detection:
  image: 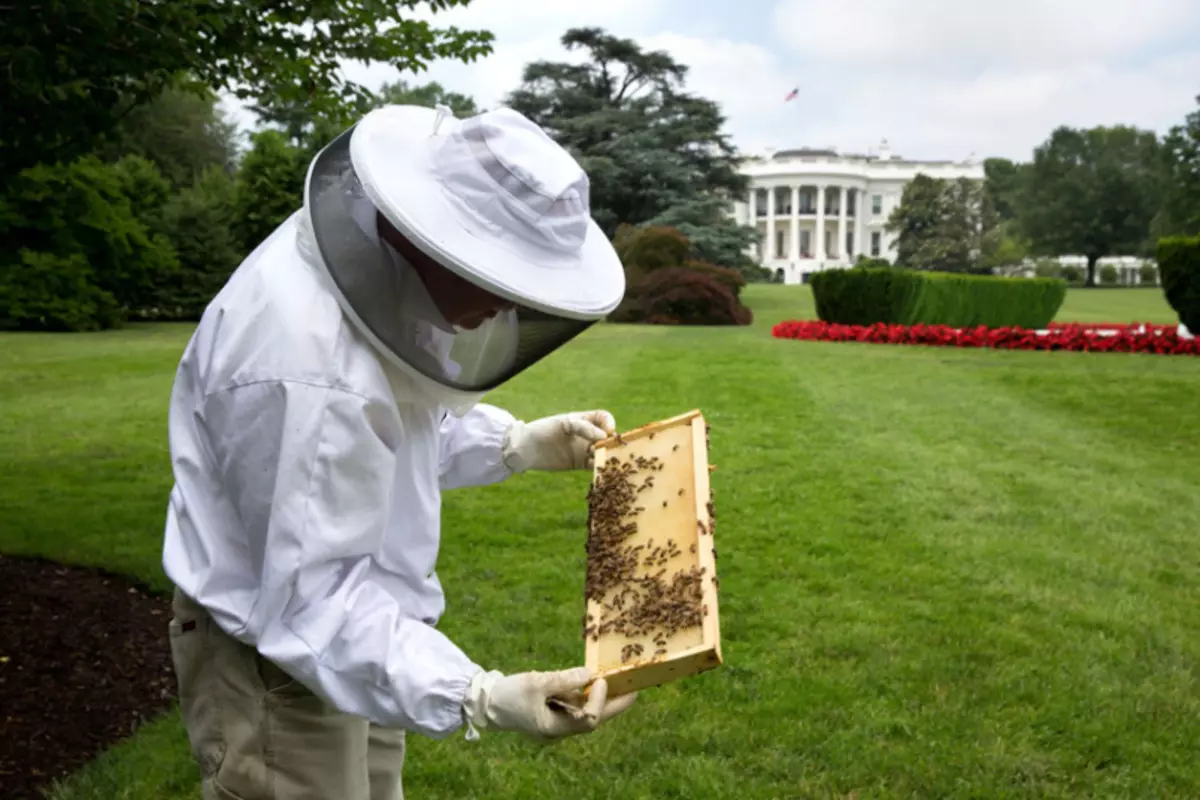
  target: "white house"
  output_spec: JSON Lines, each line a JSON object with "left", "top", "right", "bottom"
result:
{"left": 731, "top": 140, "right": 986, "bottom": 284}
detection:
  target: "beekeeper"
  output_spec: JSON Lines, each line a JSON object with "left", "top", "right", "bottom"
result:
{"left": 161, "top": 103, "right": 636, "bottom": 799}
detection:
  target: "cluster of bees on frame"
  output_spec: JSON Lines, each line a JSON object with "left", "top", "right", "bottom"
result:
{"left": 583, "top": 425, "right": 717, "bottom": 665}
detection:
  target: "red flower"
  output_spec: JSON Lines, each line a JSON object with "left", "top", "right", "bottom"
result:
{"left": 770, "top": 320, "right": 1199, "bottom": 356}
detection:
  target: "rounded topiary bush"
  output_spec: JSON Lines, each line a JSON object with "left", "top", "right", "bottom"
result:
{"left": 636, "top": 267, "right": 753, "bottom": 326}
{"left": 1157, "top": 235, "right": 1200, "bottom": 333}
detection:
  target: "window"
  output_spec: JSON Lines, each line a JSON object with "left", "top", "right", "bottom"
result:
{"left": 871, "top": 231, "right": 882, "bottom": 257}
{"left": 776, "top": 230, "right": 786, "bottom": 259}
{"left": 800, "top": 230, "right": 811, "bottom": 257}
{"left": 846, "top": 231, "right": 854, "bottom": 258}
{"left": 872, "top": 194, "right": 883, "bottom": 215}
{"left": 826, "top": 229, "right": 835, "bottom": 258}
{"left": 755, "top": 189, "right": 768, "bottom": 217}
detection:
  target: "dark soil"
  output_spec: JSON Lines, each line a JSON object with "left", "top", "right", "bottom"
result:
{"left": 0, "top": 554, "right": 177, "bottom": 799}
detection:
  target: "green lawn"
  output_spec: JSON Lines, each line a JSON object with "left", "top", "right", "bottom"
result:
{"left": 2, "top": 287, "right": 1197, "bottom": 799}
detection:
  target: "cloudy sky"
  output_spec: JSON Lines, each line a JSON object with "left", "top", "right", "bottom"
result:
{"left": 224, "top": 0, "right": 1200, "bottom": 162}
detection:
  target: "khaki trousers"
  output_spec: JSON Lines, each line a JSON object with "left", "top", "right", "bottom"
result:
{"left": 169, "top": 588, "right": 405, "bottom": 800}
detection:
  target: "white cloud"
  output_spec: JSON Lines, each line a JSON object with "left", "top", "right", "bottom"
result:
{"left": 639, "top": 33, "right": 795, "bottom": 119}
{"left": 757, "top": 0, "right": 1200, "bottom": 160}
{"left": 349, "top": 0, "right": 671, "bottom": 109}
{"left": 771, "top": 0, "right": 1200, "bottom": 67}
{"left": 218, "top": 0, "right": 1200, "bottom": 165}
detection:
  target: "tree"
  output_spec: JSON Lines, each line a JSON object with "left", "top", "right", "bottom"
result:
{"left": 153, "top": 166, "right": 243, "bottom": 320}
{"left": 0, "top": 1, "right": 493, "bottom": 178}
{"left": 111, "top": 155, "right": 173, "bottom": 237}
{"left": 985, "top": 219, "right": 1031, "bottom": 272}
{"left": 1155, "top": 95, "right": 1200, "bottom": 238}
{"left": 376, "top": 80, "right": 480, "bottom": 117}
{"left": 888, "top": 174, "right": 951, "bottom": 269}
{"left": 505, "top": 28, "right": 756, "bottom": 273}
{"left": 251, "top": 79, "right": 483, "bottom": 163}
{"left": 98, "top": 87, "right": 239, "bottom": 186}
{"left": 1019, "top": 125, "right": 1161, "bottom": 286}
{"left": 645, "top": 196, "right": 760, "bottom": 273}
{"left": 983, "top": 157, "right": 1028, "bottom": 222}
{"left": 886, "top": 175, "right": 998, "bottom": 273}
{"left": 232, "top": 130, "right": 306, "bottom": 255}
{"left": 0, "top": 156, "right": 179, "bottom": 330}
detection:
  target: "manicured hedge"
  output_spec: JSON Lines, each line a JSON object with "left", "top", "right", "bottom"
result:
{"left": 810, "top": 267, "right": 1067, "bottom": 330}
{"left": 1157, "top": 235, "right": 1200, "bottom": 333}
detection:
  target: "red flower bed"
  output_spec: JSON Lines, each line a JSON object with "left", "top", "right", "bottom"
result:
{"left": 771, "top": 320, "right": 1200, "bottom": 355}
{"left": 1047, "top": 321, "right": 1179, "bottom": 334}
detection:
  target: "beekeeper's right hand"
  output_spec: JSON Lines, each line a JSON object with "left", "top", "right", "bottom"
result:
{"left": 461, "top": 666, "right": 637, "bottom": 742}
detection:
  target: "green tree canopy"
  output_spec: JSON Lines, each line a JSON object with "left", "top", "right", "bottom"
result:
{"left": 0, "top": 0, "right": 493, "bottom": 178}
{"left": 232, "top": 130, "right": 306, "bottom": 254}
{"left": 886, "top": 175, "right": 998, "bottom": 273}
{"left": 1155, "top": 95, "right": 1200, "bottom": 238}
{"left": 98, "top": 87, "right": 239, "bottom": 187}
{"left": 504, "top": 27, "right": 756, "bottom": 272}
{"left": 250, "top": 79, "right": 483, "bottom": 159}
{"left": 1019, "top": 125, "right": 1161, "bottom": 285}
{"left": 983, "top": 157, "right": 1028, "bottom": 222}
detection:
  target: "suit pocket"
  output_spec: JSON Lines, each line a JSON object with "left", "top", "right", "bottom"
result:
{"left": 255, "top": 653, "right": 316, "bottom": 701}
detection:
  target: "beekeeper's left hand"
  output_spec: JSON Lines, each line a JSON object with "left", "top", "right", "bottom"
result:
{"left": 503, "top": 410, "right": 616, "bottom": 472}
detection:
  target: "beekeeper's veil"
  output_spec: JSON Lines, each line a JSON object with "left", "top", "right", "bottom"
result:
{"left": 296, "top": 104, "right": 625, "bottom": 415}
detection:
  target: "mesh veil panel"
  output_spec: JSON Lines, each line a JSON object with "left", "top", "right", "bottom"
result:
{"left": 307, "top": 128, "right": 594, "bottom": 393}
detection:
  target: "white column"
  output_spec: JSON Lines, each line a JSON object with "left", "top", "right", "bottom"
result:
{"left": 748, "top": 190, "right": 758, "bottom": 262}
{"left": 789, "top": 186, "right": 800, "bottom": 260}
{"left": 838, "top": 186, "right": 849, "bottom": 263}
{"left": 815, "top": 184, "right": 826, "bottom": 264}
{"left": 766, "top": 188, "right": 776, "bottom": 264}
{"left": 854, "top": 188, "right": 865, "bottom": 261}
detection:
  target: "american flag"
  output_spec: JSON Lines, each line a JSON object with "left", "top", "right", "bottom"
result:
{"left": 784, "top": 87, "right": 799, "bottom": 102}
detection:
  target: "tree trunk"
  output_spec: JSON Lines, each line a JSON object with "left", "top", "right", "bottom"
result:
{"left": 1086, "top": 255, "right": 1098, "bottom": 287}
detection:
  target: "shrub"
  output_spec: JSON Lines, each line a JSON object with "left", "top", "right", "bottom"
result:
{"left": 684, "top": 260, "right": 746, "bottom": 298}
{"left": 0, "top": 251, "right": 121, "bottom": 332}
{"left": 811, "top": 267, "right": 1066, "bottom": 330}
{"left": 613, "top": 224, "right": 691, "bottom": 275}
{"left": 856, "top": 256, "right": 891, "bottom": 269}
{"left": 1157, "top": 235, "right": 1200, "bottom": 332}
{"left": 0, "top": 156, "right": 178, "bottom": 331}
{"left": 1139, "top": 263, "right": 1158, "bottom": 285}
{"left": 1061, "top": 264, "right": 1085, "bottom": 284}
{"left": 637, "top": 268, "right": 753, "bottom": 326}
{"left": 1099, "top": 264, "right": 1120, "bottom": 285}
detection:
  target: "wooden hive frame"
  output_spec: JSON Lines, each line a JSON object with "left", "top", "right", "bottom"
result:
{"left": 580, "top": 409, "right": 722, "bottom": 698}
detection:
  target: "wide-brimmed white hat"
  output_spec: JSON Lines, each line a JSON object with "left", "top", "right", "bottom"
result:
{"left": 299, "top": 103, "right": 625, "bottom": 412}
{"left": 349, "top": 103, "right": 624, "bottom": 318}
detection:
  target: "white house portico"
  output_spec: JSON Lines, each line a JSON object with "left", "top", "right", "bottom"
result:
{"left": 731, "top": 141, "right": 985, "bottom": 284}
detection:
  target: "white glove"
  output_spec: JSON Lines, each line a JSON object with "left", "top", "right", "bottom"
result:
{"left": 502, "top": 411, "right": 616, "bottom": 473}
{"left": 461, "top": 667, "right": 637, "bottom": 743}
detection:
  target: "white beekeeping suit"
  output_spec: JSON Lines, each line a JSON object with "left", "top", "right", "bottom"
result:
{"left": 161, "top": 103, "right": 636, "bottom": 800}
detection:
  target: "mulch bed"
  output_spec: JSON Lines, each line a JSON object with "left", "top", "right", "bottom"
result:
{"left": 0, "top": 554, "right": 178, "bottom": 799}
